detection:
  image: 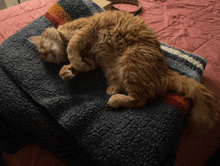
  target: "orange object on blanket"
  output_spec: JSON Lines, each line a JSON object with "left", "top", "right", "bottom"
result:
{"left": 45, "top": 2, "right": 72, "bottom": 28}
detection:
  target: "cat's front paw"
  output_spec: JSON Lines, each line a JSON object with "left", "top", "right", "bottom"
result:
{"left": 106, "top": 85, "right": 120, "bottom": 96}
{"left": 59, "top": 65, "right": 77, "bottom": 80}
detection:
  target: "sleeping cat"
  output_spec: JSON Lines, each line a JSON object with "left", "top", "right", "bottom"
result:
{"left": 28, "top": 10, "right": 218, "bottom": 130}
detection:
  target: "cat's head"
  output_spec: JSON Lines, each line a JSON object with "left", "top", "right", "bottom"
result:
{"left": 28, "top": 27, "right": 68, "bottom": 64}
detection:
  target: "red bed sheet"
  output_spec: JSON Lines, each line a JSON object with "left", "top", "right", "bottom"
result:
{"left": 1, "top": 0, "right": 220, "bottom": 166}
{"left": 138, "top": 0, "right": 220, "bottom": 108}
{"left": 0, "top": 0, "right": 57, "bottom": 44}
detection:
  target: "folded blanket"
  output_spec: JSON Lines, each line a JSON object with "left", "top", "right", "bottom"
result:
{"left": 0, "top": 0, "right": 206, "bottom": 165}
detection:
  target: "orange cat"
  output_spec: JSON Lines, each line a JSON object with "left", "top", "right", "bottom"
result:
{"left": 28, "top": 10, "right": 218, "bottom": 130}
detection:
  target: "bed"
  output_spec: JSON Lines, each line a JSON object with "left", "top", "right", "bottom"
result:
{"left": 1, "top": 0, "right": 220, "bottom": 165}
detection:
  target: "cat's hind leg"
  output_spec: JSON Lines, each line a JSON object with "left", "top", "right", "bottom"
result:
{"left": 107, "top": 44, "right": 159, "bottom": 108}
{"left": 108, "top": 94, "right": 146, "bottom": 108}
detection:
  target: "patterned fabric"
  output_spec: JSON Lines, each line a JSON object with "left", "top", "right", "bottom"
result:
{"left": 45, "top": 2, "right": 72, "bottom": 28}
{"left": 161, "top": 42, "right": 207, "bottom": 82}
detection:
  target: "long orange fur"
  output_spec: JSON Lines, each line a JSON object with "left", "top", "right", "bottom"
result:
{"left": 28, "top": 10, "right": 218, "bottom": 131}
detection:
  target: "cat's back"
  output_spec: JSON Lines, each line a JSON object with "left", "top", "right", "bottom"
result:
{"left": 91, "top": 10, "right": 154, "bottom": 51}
{"left": 93, "top": 10, "right": 147, "bottom": 33}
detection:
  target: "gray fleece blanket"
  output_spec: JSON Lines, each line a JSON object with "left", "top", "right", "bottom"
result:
{"left": 0, "top": 0, "right": 207, "bottom": 165}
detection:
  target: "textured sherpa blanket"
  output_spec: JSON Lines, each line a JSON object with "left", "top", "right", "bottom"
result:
{"left": 0, "top": 0, "right": 207, "bottom": 165}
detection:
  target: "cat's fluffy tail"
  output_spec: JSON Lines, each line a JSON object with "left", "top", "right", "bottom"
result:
{"left": 163, "top": 71, "right": 218, "bottom": 131}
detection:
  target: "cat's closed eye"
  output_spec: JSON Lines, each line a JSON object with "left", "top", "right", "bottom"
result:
{"left": 42, "top": 42, "right": 53, "bottom": 51}
{"left": 39, "top": 48, "right": 50, "bottom": 54}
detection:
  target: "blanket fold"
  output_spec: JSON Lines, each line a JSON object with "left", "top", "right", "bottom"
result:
{"left": 0, "top": 0, "right": 206, "bottom": 165}
{"left": 0, "top": 67, "right": 89, "bottom": 166}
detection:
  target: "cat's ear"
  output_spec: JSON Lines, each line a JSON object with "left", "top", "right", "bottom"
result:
{"left": 45, "top": 27, "right": 57, "bottom": 34}
{"left": 45, "top": 27, "right": 67, "bottom": 43}
{"left": 58, "top": 31, "right": 68, "bottom": 44}
{"left": 28, "top": 36, "right": 41, "bottom": 46}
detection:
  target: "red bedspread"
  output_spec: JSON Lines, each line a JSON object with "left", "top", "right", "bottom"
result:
{"left": 141, "top": 0, "right": 220, "bottom": 109}
{"left": 0, "top": 0, "right": 57, "bottom": 44}
{"left": 1, "top": 0, "right": 220, "bottom": 165}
